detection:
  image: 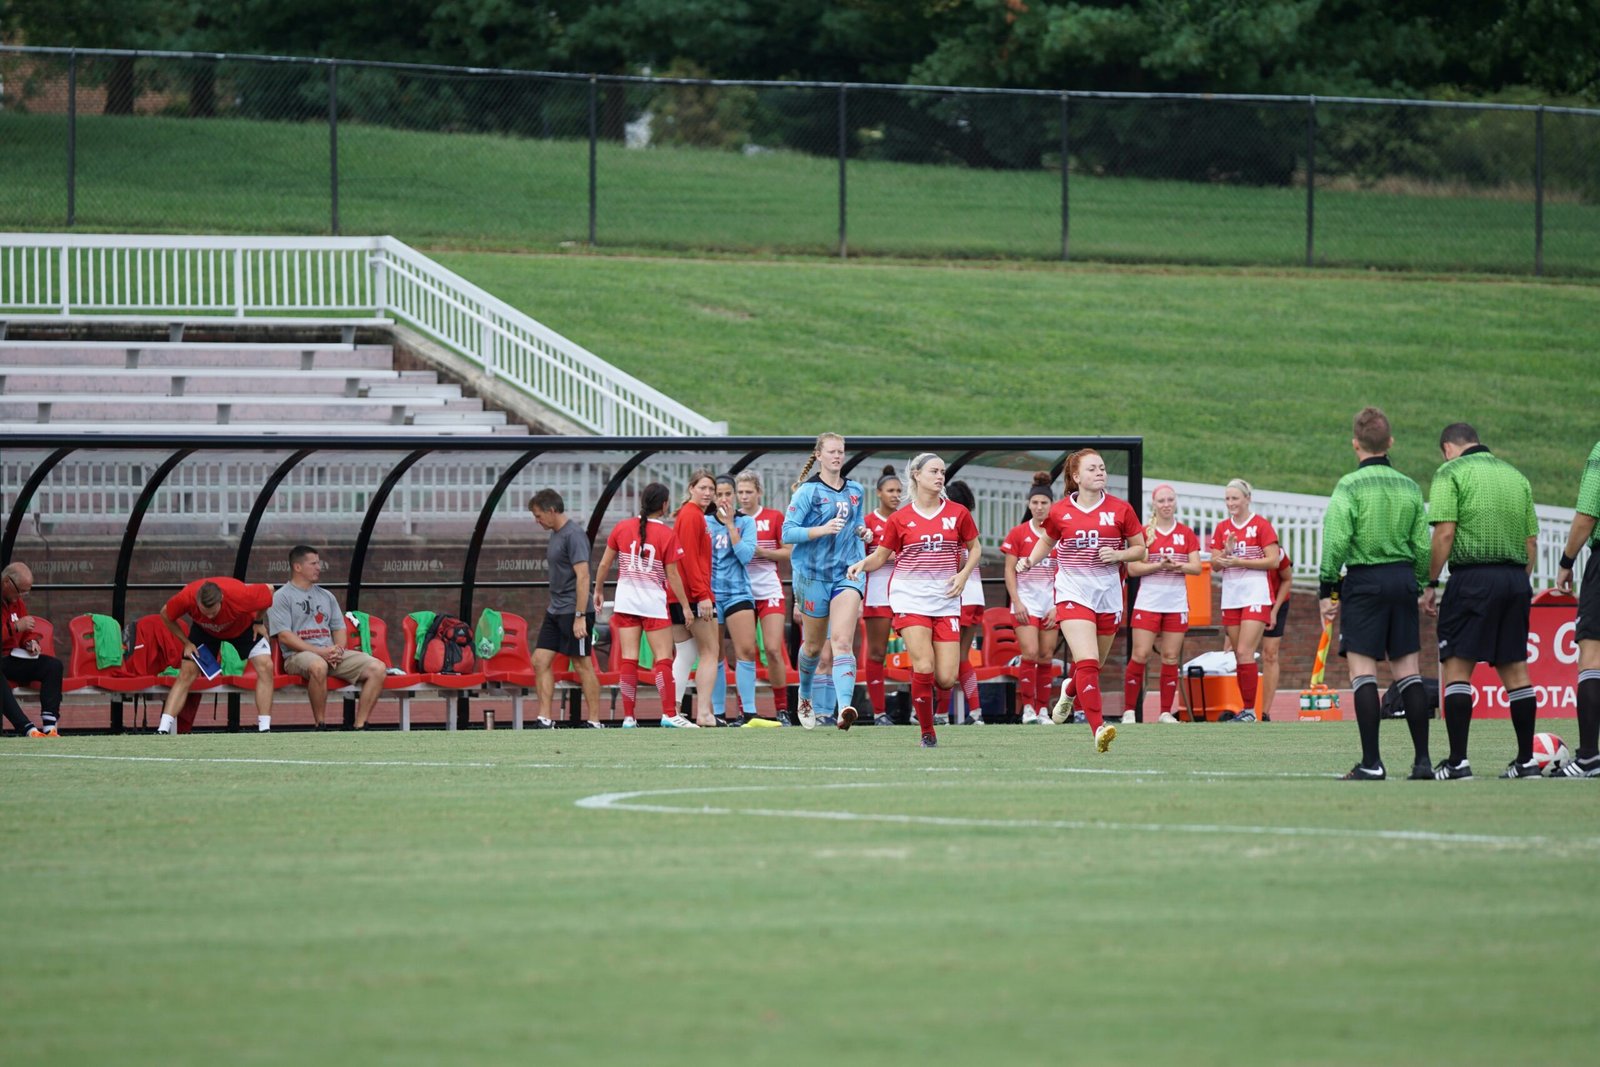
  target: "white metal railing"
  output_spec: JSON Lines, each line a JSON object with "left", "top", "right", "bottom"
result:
{"left": 0, "top": 233, "right": 727, "bottom": 436}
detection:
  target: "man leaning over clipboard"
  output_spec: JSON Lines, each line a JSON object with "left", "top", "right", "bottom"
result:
{"left": 156, "top": 577, "right": 275, "bottom": 735}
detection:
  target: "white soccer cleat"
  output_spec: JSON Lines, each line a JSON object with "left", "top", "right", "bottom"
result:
{"left": 660, "top": 714, "right": 700, "bottom": 729}
{"left": 1021, "top": 708, "right": 1039, "bottom": 725}
{"left": 1050, "top": 690, "right": 1075, "bottom": 725}
{"left": 621, "top": 716, "right": 638, "bottom": 729}
{"left": 797, "top": 698, "right": 816, "bottom": 730}
{"left": 1094, "top": 723, "right": 1117, "bottom": 753}
{"left": 1121, "top": 710, "right": 1136, "bottom": 724}
{"left": 1158, "top": 712, "right": 1180, "bottom": 724}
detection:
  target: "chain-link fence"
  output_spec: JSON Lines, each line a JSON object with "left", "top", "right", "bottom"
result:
{"left": 3, "top": 46, "right": 1597, "bottom": 276}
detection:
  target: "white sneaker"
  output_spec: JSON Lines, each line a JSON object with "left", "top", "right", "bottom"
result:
{"left": 1050, "top": 690, "right": 1075, "bottom": 725}
{"left": 621, "top": 716, "right": 638, "bottom": 729}
{"left": 1158, "top": 712, "right": 1180, "bottom": 724}
{"left": 1094, "top": 723, "right": 1117, "bottom": 753}
{"left": 968, "top": 711, "right": 985, "bottom": 725}
{"left": 933, "top": 713, "right": 949, "bottom": 727}
{"left": 1121, "top": 710, "right": 1136, "bottom": 724}
{"left": 1021, "top": 708, "right": 1039, "bottom": 725}
{"left": 156, "top": 713, "right": 177, "bottom": 735}
{"left": 1036, "top": 712, "right": 1054, "bottom": 725}
{"left": 661, "top": 714, "right": 699, "bottom": 729}
{"left": 797, "top": 698, "right": 816, "bottom": 730}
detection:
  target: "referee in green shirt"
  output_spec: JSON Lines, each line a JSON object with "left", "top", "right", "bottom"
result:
{"left": 1553, "top": 439, "right": 1600, "bottom": 777}
{"left": 1318, "top": 407, "right": 1432, "bottom": 780}
{"left": 1422, "top": 423, "right": 1540, "bottom": 780}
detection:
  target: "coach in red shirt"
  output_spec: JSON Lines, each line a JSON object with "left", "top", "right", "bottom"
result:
{"left": 156, "top": 577, "right": 275, "bottom": 735}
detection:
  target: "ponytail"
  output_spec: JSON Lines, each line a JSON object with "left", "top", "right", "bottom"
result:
{"left": 876, "top": 464, "right": 900, "bottom": 491}
{"left": 793, "top": 431, "right": 845, "bottom": 493}
{"left": 1028, "top": 470, "right": 1053, "bottom": 501}
{"left": 639, "top": 482, "right": 669, "bottom": 548}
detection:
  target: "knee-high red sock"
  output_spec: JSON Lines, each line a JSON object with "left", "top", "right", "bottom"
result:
{"left": 771, "top": 679, "right": 788, "bottom": 713}
{"left": 654, "top": 663, "right": 677, "bottom": 717}
{"left": 1159, "top": 663, "right": 1179, "bottom": 713}
{"left": 1236, "top": 661, "right": 1259, "bottom": 712}
{"left": 620, "top": 659, "right": 639, "bottom": 718}
{"left": 1124, "top": 659, "right": 1145, "bottom": 719}
{"left": 911, "top": 671, "right": 935, "bottom": 734}
{"left": 1016, "top": 665, "right": 1036, "bottom": 711}
{"left": 1072, "top": 659, "right": 1103, "bottom": 733}
{"left": 1064, "top": 672, "right": 1077, "bottom": 700}
{"left": 1034, "top": 662, "right": 1055, "bottom": 707}
{"left": 865, "top": 659, "right": 886, "bottom": 716}
{"left": 958, "top": 661, "right": 979, "bottom": 710}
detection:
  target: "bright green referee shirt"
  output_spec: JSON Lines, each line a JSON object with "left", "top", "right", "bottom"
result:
{"left": 1319, "top": 455, "right": 1430, "bottom": 596}
{"left": 1576, "top": 440, "right": 1600, "bottom": 545}
{"left": 1428, "top": 445, "right": 1539, "bottom": 566}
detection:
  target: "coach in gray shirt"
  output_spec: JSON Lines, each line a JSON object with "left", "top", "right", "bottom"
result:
{"left": 529, "top": 490, "right": 603, "bottom": 727}
{"left": 270, "top": 545, "right": 386, "bottom": 729}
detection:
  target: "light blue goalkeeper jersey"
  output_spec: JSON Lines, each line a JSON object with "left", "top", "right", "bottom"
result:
{"left": 708, "top": 511, "right": 757, "bottom": 605}
{"left": 782, "top": 473, "right": 867, "bottom": 582}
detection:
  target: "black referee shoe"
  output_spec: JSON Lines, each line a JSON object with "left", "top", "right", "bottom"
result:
{"left": 1341, "top": 762, "right": 1386, "bottom": 781}
{"left": 1499, "top": 758, "right": 1543, "bottom": 779}
{"left": 1433, "top": 758, "right": 1473, "bottom": 780}
{"left": 1551, "top": 754, "right": 1600, "bottom": 778}
{"left": 1406, "top": 760, "right": 1434, "bottom": 781}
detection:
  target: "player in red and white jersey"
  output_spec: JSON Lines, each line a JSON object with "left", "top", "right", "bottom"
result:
{"left": 1002, "top": 472, "right": 1062, "bottom": 725}
{"left": 671, "top": 470, "right": 720, "bottom": 726}
{"left": 1017, "top": 449, "right": 1145, "bottom": 752}
{"left": 945, "top": 480, "right": 987, "bottom": 724}
{"left": 594, "top": 482, "right": 696, "bottom": 728}
{"left": 1124, "top": 484, "right": 1202, "bottom": 723}
{"left": 849, "top": 453, "right": 980, "bottom": 747}
{"left": 1208, "top": 478, "right": 1282, "bottom": 718}
{"left": 860, "top": 466, "right": 902, "bottom": 726}
{"left": 736, "top": 470, "right": 792, "bottom": 723}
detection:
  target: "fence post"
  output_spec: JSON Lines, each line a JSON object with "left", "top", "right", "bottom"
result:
{"left": 837, "top": 83, "right": 849, "bottom": 259}
{"left": 66, "top": 50, "right": 78, "bottom": 227}
{"left": 1060, "top": 93, "right": 1070, "bottom": 262}
{"left": 1305, "top": 95, "right": 1316, "bottom": 269}
{"left": 1534, "top": 106, "right": 1545, "bottom": 277}
{"left": 328, "top": 63, "right": 340, "bottom": 235}
{"left": 588, "top": 76, "right": 598, "bottom": 246}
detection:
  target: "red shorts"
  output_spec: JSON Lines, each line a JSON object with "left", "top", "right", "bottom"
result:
{"left": 1056, "top": 601, "right": 1122, "bottom": 636}
{"left": 1222, "top": 605, "right": 1272, "bottom": 627}
{"left": 1015, "top": 613, "right": 1053, "bottom": 630}
{"left": 757, "top": 596, "right": 787, "bottom": 620}
{"left": 893, "top": 613, "right": 960, "bottom": 643}
{"left": 959, "top": 605, "right": 984, "bottom": 627}
{"left": 862, "top": 604, "right": 893, "bottom": 619}
{"left": 609, "top": 611, "right": 670, "bottom": 633}
{"left": 1131, "top": 609, "right": 1189, "bottom": 634}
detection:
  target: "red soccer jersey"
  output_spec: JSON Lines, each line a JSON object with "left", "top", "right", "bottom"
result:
{"left": 745, "top": 506, "right": 787, "bottom": 600}
{"left": 1000, "top": 519, "right": 1058, "bottom": 615}
{"left": 1268, "top": 549, "right": 1293, "bottom": 602}
{"left": 878, "top": 499, "right": 979, "bottom": 617}
{"left": 1135, "top": 521, "right": 1200, "bottom": 613}
{"left": 1210, "top": 514, "right": 1279, "bottom": 609}
{"left": 606, "top": 518, "right": 685, "bottom": 619}
{"left": 672, "top": 502, "right": 714, "bottom": 605}
{"left": 164, "top": 577, "right": 274, "bottom": 639}
{"left": 1042, "top": 493, "right": 1143, "bottom": 614}
{"left": 863, "top": 508, "right": 897, "bottom": 606}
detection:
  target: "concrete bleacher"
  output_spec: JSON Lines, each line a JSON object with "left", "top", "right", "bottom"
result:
{"left": 0, "top": 339, "right": 528, "bottom": 435}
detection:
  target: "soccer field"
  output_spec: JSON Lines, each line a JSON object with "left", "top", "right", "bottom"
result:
{"left": 2, "top": 722, "right": 1594, "bottom": 1066}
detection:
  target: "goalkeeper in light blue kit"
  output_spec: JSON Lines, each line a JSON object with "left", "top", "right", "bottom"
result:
{"left": 782, "top": 432, "right": 871, "bottom": 730}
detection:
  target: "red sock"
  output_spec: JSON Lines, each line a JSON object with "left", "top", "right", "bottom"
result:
{"left": 865, "top": 659, "right": 886, "bottom": 716}
{"left": 1064, "top": 673, "right": 1077, "bottom": 700}
{"left": 1236, "top": 661, "right": 1259, "bottom": 712}
{"left": 1124, "top": 660, "right": 1144, "bottom": 720}
{"left": 1016, "top": 665, "right": 1035, "bottom": 711}
{"left": 958, "top": 661, "right": 979, "bottom": 709}
{"left": 1072, "top": 659, "right": 1103, "bottom": 733}
{"left": 176, "top": 693, "right": 202, "bottom": 734}
{"left": 655, "top": 663, "right": 677, "bottom": 717}
{"left": 1034, "top": 662, "right": 1055, "bottom": 707}
{"left": 1159, "top": 663, "right": 1179, "bottom": 713}
{"left": 771, "top": 680, "right": 788, "bottom": 713}
{"left": 911, "top": 671, "right": 935, "bottom": 734}
{"left": 620, "top": 659, "right": 639, "bottom": 718}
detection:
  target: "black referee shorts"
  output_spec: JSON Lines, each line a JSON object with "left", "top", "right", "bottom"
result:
{"left": 1577, "top": 550, "right": 1600, "bottom": 643}
{"left": 536, "top": 611, "right": 596, "bottom": 659}
{"left": 1337, "top": 562, "right": 1421, "bottom": 661}
{"left": 188, "top": 621, "right": 257, "bottom": 663}
{"left": 1437, "top": 564, "right": 1532, "bottom": 666}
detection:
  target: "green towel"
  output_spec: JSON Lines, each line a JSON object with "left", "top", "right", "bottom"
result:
{"left": 408, "top": 611, "right": 437, "bottom": 669}
{"left": 221, "top": 641, "right": 247, "bottom": 676}
{"left": 344, "top": 611, "right": 373, "bottom": 655}
{"left": 89, "top": 613, "right": 124, "bottom": 669}
{"left": 474, "top": 608, "right": 504, "bottom": 660}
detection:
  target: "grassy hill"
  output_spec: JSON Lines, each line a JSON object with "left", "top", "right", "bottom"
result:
{"left": 436, "top": 250, "right": 1599, "bottom": 503}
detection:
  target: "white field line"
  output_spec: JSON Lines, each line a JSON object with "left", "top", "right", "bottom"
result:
{"left": 575, "top": 783, "right": 1598, "bottom": 850}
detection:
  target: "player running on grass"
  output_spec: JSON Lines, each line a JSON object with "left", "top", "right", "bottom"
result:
{"left": 848, "top": 453, "right": 981, "bottom": 748}
{"left": 782, "top": 433, "right": 870, "bottom": 731}
{"left": 1124, "top": 484, "right": 1201, "bottom": 724}
{"left": 1001, "top": 472, "right": 1062, "bottom": 726}
{"left": 735, "top": 471, "right": 793, "bottom": 725}
{"left": 1017, "top": 448, "right": 1145, "bottom": 752}
{"left": 707, "top": 475, "right": 761, "bottom": 726}
{"left": 861, "top": 466, "right": 903, "bottom": 727}
{"left": 593, "top": 483, "right": 697, "bottom": 729}
{"left": 1208, "top": 478, "right": 1281, "bottom": 723}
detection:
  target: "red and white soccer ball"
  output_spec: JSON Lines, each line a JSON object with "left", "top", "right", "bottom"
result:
{"left": 1531, "top": 732, "right": 1571, "bottom": 774}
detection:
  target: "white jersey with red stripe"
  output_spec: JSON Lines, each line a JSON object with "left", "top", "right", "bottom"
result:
{"left": 879, "top": 499, "right": 979, "bottom": 617}
{"left": 1001, "top": 520, "right": 1057, "bottom": 619}
{"left": 605, "top": 518, "right": 685, "bottom": 619}
{"left": 1210, "top": 514, "right": 1279, "bottom": 609}
{"left": 1042, "top": 492, "right": 1142, "bottom": 614}
{"left": 744, "top": 506, "right": 785, "bottom": 600}
{"left": 1134, "top": 520, "right": 1200, "bottom": 614}
{"left": 863, "top": 508, "right": 896, "bottom": 608}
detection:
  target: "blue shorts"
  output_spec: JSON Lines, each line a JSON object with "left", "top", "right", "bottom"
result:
{"left": 793, "top": 571, "right": 865, "bottom": 619}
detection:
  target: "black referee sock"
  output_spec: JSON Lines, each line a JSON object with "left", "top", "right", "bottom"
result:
{"left": 1505, "top": 686, "right": 1537, "bottom": 764}
{"left": 1352, "top": 675, "right": 1381, "bottom": 767}
{"left": 1443, "top": 683, "right": 1474, "bottom": 765}
{"left": 1577, "top": 672, "right": 1600, "bottom": 760}
{"left": 1396, "top": 674, "right": 1430, "bottom": 764}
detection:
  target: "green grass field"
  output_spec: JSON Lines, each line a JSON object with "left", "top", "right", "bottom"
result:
{"left": 3, "top": 112, "right": 1597, "bottom": 275}
{"left": 433, "top": 251, "right": 1600, "bottom": 502}
{"left": 1, "top": 722, "right": 1595, "bottom": 1065}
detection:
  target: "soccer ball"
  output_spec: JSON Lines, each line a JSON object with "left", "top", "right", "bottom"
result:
{"left": 1531, "top": 732, "right": 1571, "bottom": 774}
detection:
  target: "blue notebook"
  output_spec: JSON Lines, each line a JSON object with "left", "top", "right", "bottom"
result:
{"left": 191, "top": 645, "right": 222, "bottom": 681}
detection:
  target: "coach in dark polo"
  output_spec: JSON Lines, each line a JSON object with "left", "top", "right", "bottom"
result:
{"left": 528, "top": 489, "right": 603, "bottom": 727}
{"left": 1423, "top": 423, "right": 1540, "bottom": 780}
